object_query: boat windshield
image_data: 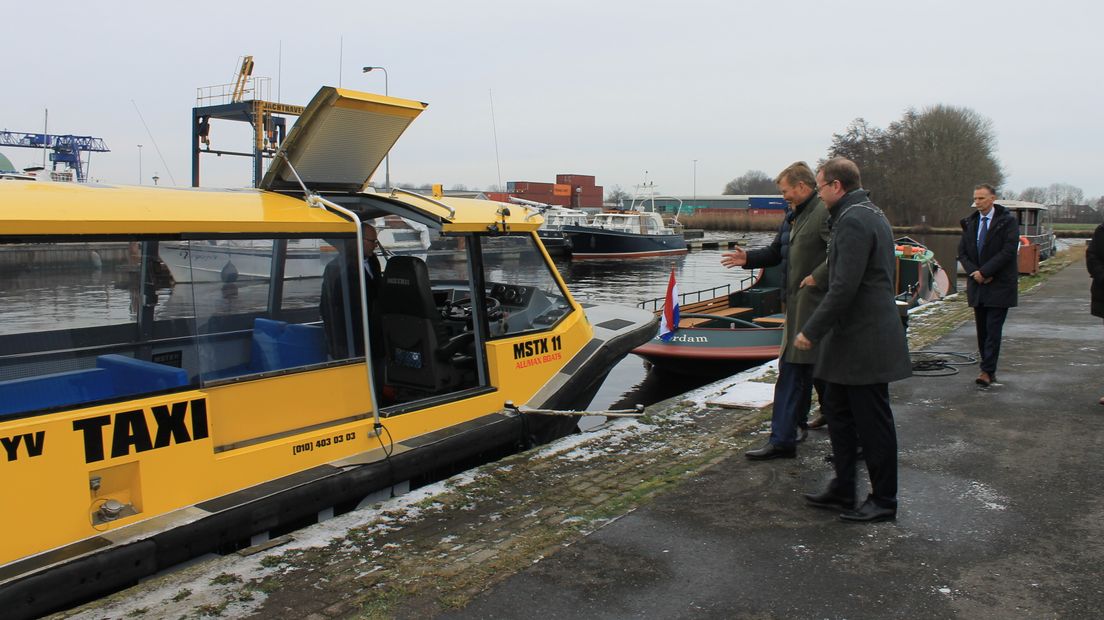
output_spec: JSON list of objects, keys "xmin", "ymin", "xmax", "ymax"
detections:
[
  {"xmin": 479, "ymin": 233, "xmax": 574, "ymax": 339},
  {"xmin": 591, "ymin": 212, "xmax": 666, "ymax": 234}
]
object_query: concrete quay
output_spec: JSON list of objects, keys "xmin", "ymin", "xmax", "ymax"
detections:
[{"xmin": 56, "ymin": 246, "xmax": 1101, "ymax": 619}]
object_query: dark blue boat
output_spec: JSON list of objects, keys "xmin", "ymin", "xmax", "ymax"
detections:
[{"xmin": 563, "ymin": 210, "xmax": 687, "ymax": 259}]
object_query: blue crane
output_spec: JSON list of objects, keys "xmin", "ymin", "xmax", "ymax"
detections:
[{"xmin": 0, "ymin": 131, "xmax": 109, "ymax": 182}]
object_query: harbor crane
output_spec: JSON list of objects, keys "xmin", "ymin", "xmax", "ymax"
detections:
[
  {"xmin": 192, "ymin": 55, "xmax": 305, "ymax": 187},
  {"xmin": 0, "ymin": 131, "xmax": 109, "ymax": 181}
]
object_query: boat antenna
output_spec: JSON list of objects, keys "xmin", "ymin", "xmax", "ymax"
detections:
[{"xmin": 489, "ymin": 89, "xmax": 502, "ymax": 190}]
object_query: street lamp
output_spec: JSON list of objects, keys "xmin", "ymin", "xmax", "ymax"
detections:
[
  {"xmin": 362, "ymin": 65, "xmax": 390, "ymax": 189},
  {"xmin": 688, "ymin": 157, "xmax": 697, "ymax": 201},
  {"xmin": 137, "ymin": 144, "xmax": 143, "ymax": 185}
]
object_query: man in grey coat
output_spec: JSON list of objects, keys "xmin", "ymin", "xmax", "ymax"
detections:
[
  {"xmin": 722, "ymin": 161, "xmax": 830, "ymax": 459},
  {"xmin": 795, "ymin": 158, "xmax": 912, "ymax": 523}
]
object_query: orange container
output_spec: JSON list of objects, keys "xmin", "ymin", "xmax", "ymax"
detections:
[{"xmin": 1018, "ymin": 243, "xmax": 1040, "ymax": 275}]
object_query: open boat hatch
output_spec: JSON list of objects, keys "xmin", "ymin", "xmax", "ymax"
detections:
[{"xmin": 260, "ymin": 86, "xmax": 428, "ymax": 194}]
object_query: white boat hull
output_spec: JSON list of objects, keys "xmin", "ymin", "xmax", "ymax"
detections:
[{"xmin": 161, "ymin": 241, "xmax": 337, "ymax": 283}]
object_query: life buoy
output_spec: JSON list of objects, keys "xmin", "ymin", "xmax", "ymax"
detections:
[{"xmin": 1019, "ymin": 236, "xmax": 1030, "ymax": 246}]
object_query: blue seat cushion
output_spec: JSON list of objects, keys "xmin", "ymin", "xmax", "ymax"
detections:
[
  {"xmin": 0, "ymin": 356, "xmax": 188, "ymax": 417},
  {"xmin": 0, "ymin": 368, "xmax": 112, "ymax": 416},
  {"xmin": 250, "ymin": 318, "xmax": 328, "ymax": 372},
  {"xmin": 97, "ymin": 354, "xmax": 190, "ymax": 396}
]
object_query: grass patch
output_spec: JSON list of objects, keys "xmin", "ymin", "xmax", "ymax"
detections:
[
  {"xmin": 195, "ymin": 600, "xmax": 229, "ymax": 617},
  {"xmin": 209, "ymin": 572, "xmax": 243, "ymax": 586},
  {"xmin": 1054, "ymin": 223, "xmax": 1099, "ymax": 232}
]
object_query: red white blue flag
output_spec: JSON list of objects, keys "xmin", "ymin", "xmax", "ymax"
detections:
[{"xmin": 659, "ymin": 268, "xmax": 680, "ymax": 341}]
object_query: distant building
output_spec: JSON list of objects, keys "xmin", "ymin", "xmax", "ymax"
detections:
[
  {"xmin": 1049, "ymin": 203, "xmax": 1101, "ymax": 223},
  {"xmin": 499, "ymin": 174, "xmax": 604, "ymax": 209}
]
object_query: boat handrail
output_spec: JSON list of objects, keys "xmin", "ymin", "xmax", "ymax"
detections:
[
  {"xmin": 638, "ymin": 282, "xmax": 732, "ymax": 311},
  {"xmin": 636, "ymin": 270, "xmax": 760, "ymax": 311},
  {"xmin": 388, "ymin": 187, "xmax": 457, "ymax": 219}
]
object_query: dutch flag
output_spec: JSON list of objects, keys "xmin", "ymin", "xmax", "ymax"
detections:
[{"xmin": 659, "ymin": 268, "xmax": 680, "ymax": 342}]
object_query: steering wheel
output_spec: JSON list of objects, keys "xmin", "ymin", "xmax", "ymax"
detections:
[{"xmin": 442, "ymin": 296, "xmax": 504, "ymax": 322}]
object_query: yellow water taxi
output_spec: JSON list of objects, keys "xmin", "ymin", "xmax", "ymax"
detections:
[{"xmin": 0, "ymin": 87, "xmax": 656, "ymax": 618}]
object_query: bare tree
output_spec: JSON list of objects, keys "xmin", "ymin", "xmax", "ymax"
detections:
[
  {"xmin": 827, "ymin": 105, "xmax": 1004, "ymax": 227},
  {"xmin": 606, "ymin": 184, "xmax": 631, "ymax": 204},
  {"xmin": 450, "ymin": 184, "xmax": 469, "ymax": 191},
  {"xmin": 1018, "ymin": 187, "xmax": 1048, "ymax": 203},
  {"xmin": 723, "ymin": 170, "xmax": 777, "ymax": 195},
  {"xmin": 1045, "ymin": 183, "xmax": 1084, "ymax": 206}
]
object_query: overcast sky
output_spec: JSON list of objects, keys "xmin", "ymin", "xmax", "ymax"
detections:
[{"xmin": 3, "ymin": 0, "xmax": 1101, "ymax": 200}]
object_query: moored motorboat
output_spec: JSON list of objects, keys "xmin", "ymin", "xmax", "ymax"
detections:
[
  {"xmin": 562, "ymin": 180, "xmax": 687, "ymax": 259},
  {"xmin": 0, "ymin": 86, "xmax": 656, "ymax": 619},
  {"xmin": 509, "ymin": 197, "xmax": 589, "ymax": 256},
  {"xmin": 632, "ymin": 265, "xmax": 784, "ymax": 376},
  {"xmin": 894, "ymin": 236, "xmax": 950, "ymax": 309}
]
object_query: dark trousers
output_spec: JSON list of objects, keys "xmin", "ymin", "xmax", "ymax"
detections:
[
  {"xmin": 973, "ymin": 306, "xmax": 1009, "ymax": 375},
  {"xmin": 822, "ymin": 382, "xmax": 898, "ymax": 508},
  {"xmin": 769, "ymin": 361, "xmax": 821, "ymax": 447}
]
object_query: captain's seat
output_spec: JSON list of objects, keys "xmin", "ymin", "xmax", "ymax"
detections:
[{"xmin": 378, "ymin": 256, "xmax": 470, "ymax": 394}]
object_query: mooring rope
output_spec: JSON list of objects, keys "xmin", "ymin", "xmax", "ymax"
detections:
[{"xmin": 908, "ymin": 350, "xmax": 977, "ymax": 377}]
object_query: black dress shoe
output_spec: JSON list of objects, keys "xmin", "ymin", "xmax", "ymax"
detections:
[
  {"xmin": 745, "ymin": 443, "xmax": 796, "ymax": 460},
  {"xmin": 804, "ymin": 489, "xmax": 855, "ymax": 512},
  {"xmin": 795, "ymin": 426, "xmax": 808, "ymax": 443},
  {"xmin": 807, "ymin": 414, "xmax": 827, "ymax": 429},
  {"xmin": 839, "ymin": 498, "xmax": 896, "ymax": 523}
]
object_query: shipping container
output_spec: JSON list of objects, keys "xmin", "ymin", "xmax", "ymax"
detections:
[
  {"xmin": 748, "ymin": 196, "xmax": 787, "ymax": 210},
  {"xmin": 556, "ymin": 174, "xmax": 596, "ymax": 187}
]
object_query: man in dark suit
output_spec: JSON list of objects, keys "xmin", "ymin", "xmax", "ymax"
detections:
[
  {"xmin": 723, "ymin": 161, "xmax": 830, "ymax": 459},
  {"xmin": 320, "ymin": 224, "xmax": 383, "ymax": 361},
  {"xmin": 1087, "ymin": 222, "xmax": 1104, "ymax": 405},
  {"xmin": 795, "ymin": 158, "xmax": 912, "ymax": 523},
  {"xmin": 957, "ymin": 184, "xmax": 1019, "ymax": 387}
]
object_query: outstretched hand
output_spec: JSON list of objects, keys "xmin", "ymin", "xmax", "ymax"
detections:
[{"xmin": 720, "ymin": 247, "xmax": 748, "ymax": 268}]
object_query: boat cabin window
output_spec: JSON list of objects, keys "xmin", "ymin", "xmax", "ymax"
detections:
[
  {"xmin": 170, "ymin": 237, "xmax": 338, "ymax": 383},
  {"xmin": 480, "ymin": 233, "xmax": 573, "ymax": 339},
  {"xmin": 0, "ymin": 239, "xmax": 200, "ymax": 418}
]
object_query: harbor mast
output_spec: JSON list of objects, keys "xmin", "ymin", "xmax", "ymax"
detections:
[{"xmin": 191, "ymin": 55, "xmax": 305, "ymax": 187}]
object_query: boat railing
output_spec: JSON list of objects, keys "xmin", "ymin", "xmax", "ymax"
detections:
[
  {"xmin": 638, "ymin": 284, "xmax": 726, "ymax": 311},
  {"xmin": 637, "ymin": 270, "xmax": 759, "ymax": 311}
]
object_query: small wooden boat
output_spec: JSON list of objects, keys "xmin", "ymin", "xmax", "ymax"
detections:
[{"xmin": 632, "ymin": 265, "xmax": 784, "ymax": 376}]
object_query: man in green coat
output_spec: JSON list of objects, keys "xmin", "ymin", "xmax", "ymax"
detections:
[{"xmin": 722, "ymin": 161, "xmax": 829, "ymax": 459}]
